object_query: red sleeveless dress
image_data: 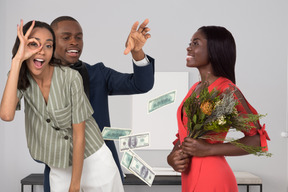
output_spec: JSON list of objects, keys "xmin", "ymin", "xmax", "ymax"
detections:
[{"xmin": 174, "ymin": 77, "xmax": 270, "ymax": 192}]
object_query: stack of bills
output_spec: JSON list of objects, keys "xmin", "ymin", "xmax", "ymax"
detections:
[
  {"xmin": 102, "ymin": 90, "xmax": 176, "ymax": 186},
  {"xmin": 101, "ymin": 128, "xmax": 155, "ymax": 186}
]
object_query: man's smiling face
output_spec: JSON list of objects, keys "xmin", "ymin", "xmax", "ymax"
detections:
[{"xmin": 52, "ymin": 20, "xmax": 83, "ymax": 65}]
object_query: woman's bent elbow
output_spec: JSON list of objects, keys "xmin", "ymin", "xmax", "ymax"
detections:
[{"xmin": 0, "ymin": 112, "xmax": 15, "ymax": 121}]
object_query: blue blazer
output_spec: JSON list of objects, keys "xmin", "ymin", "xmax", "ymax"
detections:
[{"xmin": 85, "ymin": 55, "xmax": 155, "ymax": 179}]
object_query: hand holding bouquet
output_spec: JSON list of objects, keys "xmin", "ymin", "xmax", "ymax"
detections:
[{"xmin": 183, "ymin": 82, "xmax": 271, "ymax": 157}]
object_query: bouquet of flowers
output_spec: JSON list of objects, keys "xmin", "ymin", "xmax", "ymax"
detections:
[{"xmin": 183, "ymin": 82, "xmax": 271, "ymax": 157}]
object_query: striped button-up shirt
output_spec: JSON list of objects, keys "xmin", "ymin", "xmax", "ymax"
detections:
[{"xmin": 17, "ymin": 66, "xmax": 104, "ymax": 168}]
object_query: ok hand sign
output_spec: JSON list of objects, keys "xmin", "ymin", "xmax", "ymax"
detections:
[{"xmin": 13, "ymin": 20, "xmax": 43, "ymax": 64}]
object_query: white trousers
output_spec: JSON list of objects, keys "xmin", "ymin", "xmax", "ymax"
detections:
[{"xmin": 50, "ymin": 144, "xmax": 124, "ymax": 192}]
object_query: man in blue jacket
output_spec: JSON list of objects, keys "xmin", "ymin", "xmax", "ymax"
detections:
[{"xmin": 42, "ymin": 16, "xmax": 155, "ymax": 191}]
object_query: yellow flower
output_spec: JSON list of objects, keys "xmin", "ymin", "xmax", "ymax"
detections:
[
  {"xmin": 233, "ymin": 107, "xmax": 238, "ymax": 116},
  {"xmin": 218, "ymin": 115, "xmax": 226, "ymax": 125},
  {"xmin": 200, "ymin": 101, "xmax": 214, "ymax": 115},
  {"xmin": 214, "ymin": 100, "xmax": 222, "ymax": 108}
]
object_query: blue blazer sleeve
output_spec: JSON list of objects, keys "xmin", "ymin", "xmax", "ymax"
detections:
[
  {"xmin": 85, "ymin": 54, "xmax": 155, "ymax": 130},
  {"xmin": 102, "ymin": 54, "xmax": 155, "ymax": 95}
]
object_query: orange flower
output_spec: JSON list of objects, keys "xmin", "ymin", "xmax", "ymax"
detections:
[{"xmin": 200, "ymin": 101, "xmax": 214, "ymax": 115}]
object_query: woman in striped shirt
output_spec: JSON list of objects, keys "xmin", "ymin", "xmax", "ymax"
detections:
[{"xmin": 0, "ymin": 20, "xmax": 124, "ymax": 192}]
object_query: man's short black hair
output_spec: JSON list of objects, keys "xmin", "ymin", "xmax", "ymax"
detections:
[{"xmin": 50, "ymin": 16, "xmax": 78, "ymax": 29}]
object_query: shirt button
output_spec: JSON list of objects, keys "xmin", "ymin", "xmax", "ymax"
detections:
[
  {"xmin": 64, "ymin": 136, "xmax": 69, "ymax": 140},
  {"xmin": 46, "ymin": 119, "xmax": 51, "ymax": 123},
  {"xmin": 55, "ymin": 127, "xmax": 60, "ymax": 131}
]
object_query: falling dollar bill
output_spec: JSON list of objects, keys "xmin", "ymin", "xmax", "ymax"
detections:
[
  {"xmin": 121, "ymin": 150, "xmax": 156, "ymax": 187},
  {"xmin": 121, "ymin": 150, "xmax": 134, "ymax": 170},
  {"xmin": 101, "ymin": 127, "xmax": 132, "ymax": 140},
  {"xmin": 148, "ymin": 90, "xmax": 176, "ymax": 113},
  {"xmin": 129, "ymin": 153, "xmax": 156, "ymax": 187},
  {"xmin": 119, "ymin": 132, "xmax": 150, "ymax": 152}
]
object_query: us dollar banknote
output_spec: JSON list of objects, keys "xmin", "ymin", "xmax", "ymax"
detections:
[
  {"xmin": 121, "ymin": 150, "xmax": 155, "ymax": 187},
  {"xmin": 148, "ymin": 90, "xmax": 176, "ymax": 113},
  {"xmin": 129, "ymin": 153, "xmax": 156, "ymax": 187},
  {"xmin": 121, "ymin": 150, "xmax": 134, "ymax": 170},
  {"xmin": 101, "ymin": 127, "xmax": 132, "ymax": 140},
  {"xmin": 119, "ymin": 132, "xmax": 150, "ymax": 152}
]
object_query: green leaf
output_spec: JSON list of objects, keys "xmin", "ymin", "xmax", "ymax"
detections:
[
  {"xmin": 192, "ymin": 114, "xmax": 197, "ymax": 124},
  {"xmin": 194, "ymin": 124, "xmax": 203, "ymax": 130},
  {"xmin": 199, "ymin": 112, "xmax": 206, "ymax": 121}
]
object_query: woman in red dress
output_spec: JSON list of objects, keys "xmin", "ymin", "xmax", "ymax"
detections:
[{"xmin": 167, "ymin": 26, "xmax": 270, "ymax": 192}]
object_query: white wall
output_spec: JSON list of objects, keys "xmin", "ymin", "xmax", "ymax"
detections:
[{"xmin": 0, "ymin": 0, "xmax": 287, "ymax": 192}]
